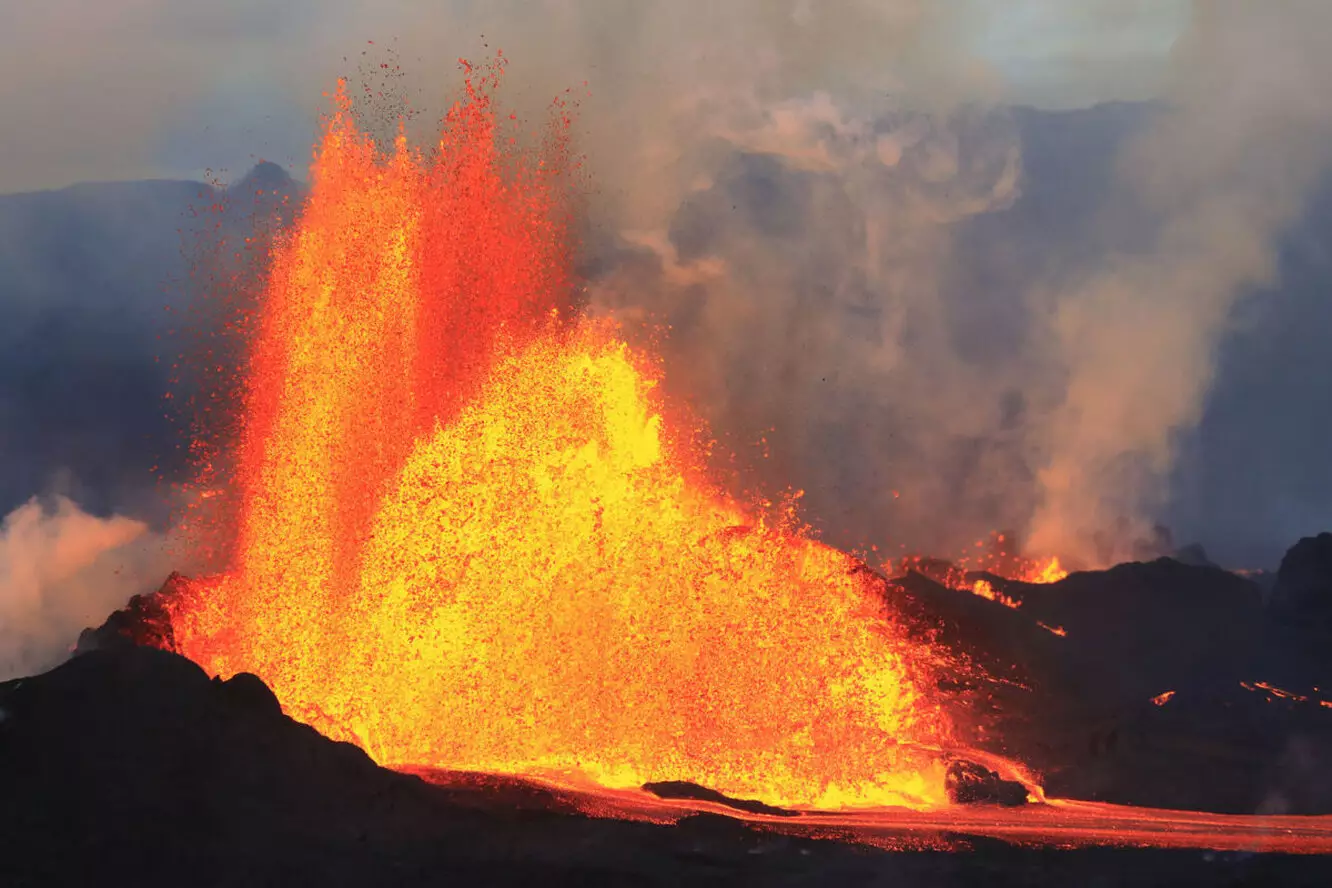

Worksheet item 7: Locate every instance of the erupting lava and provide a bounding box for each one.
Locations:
[167,64,953,809]
[892,538,1066,612]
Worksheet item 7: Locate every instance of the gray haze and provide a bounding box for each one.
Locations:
[0,1,1181,194]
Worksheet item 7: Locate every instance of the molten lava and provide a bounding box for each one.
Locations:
[893,534,1067,597]
[168,64,951,809]
[969,579,1021,610]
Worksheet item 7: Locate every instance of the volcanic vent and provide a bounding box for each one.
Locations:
[163,63,958,811]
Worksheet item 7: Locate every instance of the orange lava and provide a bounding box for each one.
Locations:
[1026,555,1069,584]
[1241,680,1327,705]
[407,768,1332,855]
[1150,690,1176,706]
[894,535,1067,594]
[969,579,1021,609]
[167,65,953,810]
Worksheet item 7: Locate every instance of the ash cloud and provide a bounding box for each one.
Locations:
[369,1,1332,564]
[469,0,1332,565]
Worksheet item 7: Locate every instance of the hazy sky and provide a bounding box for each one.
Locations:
[976,1,1190,108]
[0,0,1190,193]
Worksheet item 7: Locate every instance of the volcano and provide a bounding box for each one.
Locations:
[5,61,1332,886]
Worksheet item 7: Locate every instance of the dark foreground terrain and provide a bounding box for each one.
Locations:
[4,537,1332,885]
[2,646,1331,887]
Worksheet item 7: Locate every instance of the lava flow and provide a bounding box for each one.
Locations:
[167,63,952,810]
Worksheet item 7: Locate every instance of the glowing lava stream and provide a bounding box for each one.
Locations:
[168,65,958,811]
[406,768,1332,855]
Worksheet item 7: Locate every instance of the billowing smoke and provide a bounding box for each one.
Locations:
[0,496,172,680]
[340,1,1037,558]
[7,2,1332,568]
[1024,2,1332,565]
[586,99,1027,556]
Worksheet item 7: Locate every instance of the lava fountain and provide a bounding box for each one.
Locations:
[167,62,953,810]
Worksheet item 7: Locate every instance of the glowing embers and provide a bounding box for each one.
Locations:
[1027,557,1069,584]
[891,538,1066,615]
[169,67,952,811]
[893,535,1067,593]
[1239,680,1332,709]
[1150,690,1176,707]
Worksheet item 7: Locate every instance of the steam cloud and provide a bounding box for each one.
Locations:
[0,496,171,680]
[1025,2,1332,565]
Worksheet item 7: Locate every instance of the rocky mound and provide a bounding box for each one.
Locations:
[891,551,1332,813]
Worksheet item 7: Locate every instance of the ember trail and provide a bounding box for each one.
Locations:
[167,64,956,810]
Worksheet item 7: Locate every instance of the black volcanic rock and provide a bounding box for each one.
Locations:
[75,571,185,655]
[890,557,1332,814]
[8,571,1332,884]
[1272,532,1332,628]
[946,761,1029,807]
[77,559,1332,818]
[12,649,1332,885]
[643,781,797,817]
[0,646,819,885]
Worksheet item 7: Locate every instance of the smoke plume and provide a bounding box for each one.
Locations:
[341,2,1332,564]
[1025,1,1332,565]
[0,496,171,680]
[338,1,1039,557]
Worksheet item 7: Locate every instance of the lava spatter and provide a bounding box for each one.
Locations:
[168,62,953,810]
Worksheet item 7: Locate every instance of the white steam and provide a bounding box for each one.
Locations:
[0,496,171,680]
[1026,2,1332,565]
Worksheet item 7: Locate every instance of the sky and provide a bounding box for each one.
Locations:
[0,0,1190,194]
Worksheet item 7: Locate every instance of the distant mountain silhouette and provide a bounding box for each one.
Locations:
[0,165,304,522]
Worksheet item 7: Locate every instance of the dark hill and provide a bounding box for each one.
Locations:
[892,551,1332,813]
[5,644,1332,886]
